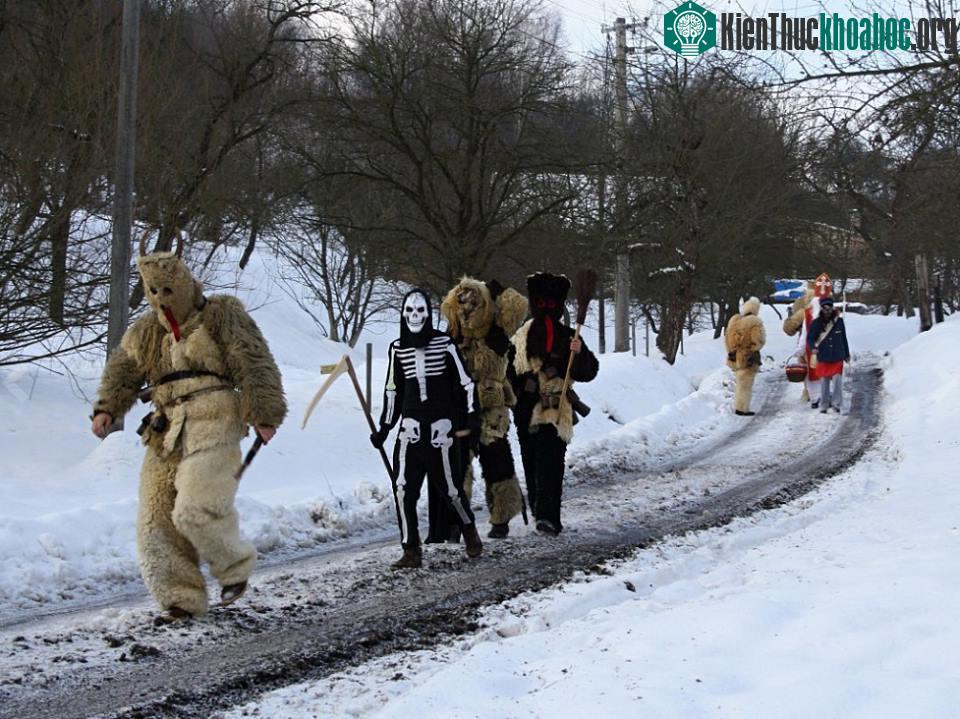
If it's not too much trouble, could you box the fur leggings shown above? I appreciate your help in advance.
[137,441,255,615]
[734,367,759,413]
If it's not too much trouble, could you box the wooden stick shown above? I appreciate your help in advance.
[559,323,582,410]
[345,356,394,477]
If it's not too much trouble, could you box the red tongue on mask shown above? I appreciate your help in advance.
[544,316,554,354]
[163,307,181,341]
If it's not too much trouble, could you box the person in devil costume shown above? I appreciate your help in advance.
[508,272,598,536]
[370,288,484,568]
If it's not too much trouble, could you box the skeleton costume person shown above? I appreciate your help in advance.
[508,272,598,536]
[370,288,483,568]
[90,235,286,622]
[429,277,528,540]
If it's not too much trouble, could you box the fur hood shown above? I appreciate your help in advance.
[441,276,528,340]
[740,296,761,316]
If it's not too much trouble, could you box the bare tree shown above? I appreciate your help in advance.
[624,62,807,363]
[304,0,576,289]
[272,202,401,346]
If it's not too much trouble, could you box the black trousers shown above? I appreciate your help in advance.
[391,417,474,549]
[517,423,567,531]
[427,435,517,541]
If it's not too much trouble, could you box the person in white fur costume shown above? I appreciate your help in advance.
[90,234,286,622]
[724,296,766,416]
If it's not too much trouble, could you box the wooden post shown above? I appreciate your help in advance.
[365,342,373,410]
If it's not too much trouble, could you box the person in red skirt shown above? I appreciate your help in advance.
[806,296,851,413]
[783,272,834,408]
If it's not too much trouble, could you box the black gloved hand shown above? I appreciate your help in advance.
[467,411,482,451]
[485,323,510,356]
[370,426,390,449]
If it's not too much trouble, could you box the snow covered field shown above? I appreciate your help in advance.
[1,246,951,718]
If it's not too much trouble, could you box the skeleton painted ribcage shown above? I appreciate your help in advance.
[381,336,475,428]
[393,337,451,389]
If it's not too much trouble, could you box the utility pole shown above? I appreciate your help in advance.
[108,1,141,354]
[107,0,141,431]
[603,17,635,352]
[597,170,606,354]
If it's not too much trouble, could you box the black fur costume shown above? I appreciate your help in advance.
[508,273,598,535]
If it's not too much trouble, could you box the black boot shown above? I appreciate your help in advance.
[391,545,422,569]
[462,524,483,558]
[487,523,509,539]
[535,519,560,536]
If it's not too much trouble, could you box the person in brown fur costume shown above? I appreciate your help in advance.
[508,272,598,536]
[429,277,528,540]
[90,239,286,622]
[724,296,766,416]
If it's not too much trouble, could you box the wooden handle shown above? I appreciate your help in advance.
[559,323,582,409]
[346,356,394,477]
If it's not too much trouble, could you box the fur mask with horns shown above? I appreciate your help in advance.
[136,228,204,341]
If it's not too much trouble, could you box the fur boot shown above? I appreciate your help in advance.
[485,476,524,526]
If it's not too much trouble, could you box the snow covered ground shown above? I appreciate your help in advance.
[221,313,960,718]
[1,246,948,717]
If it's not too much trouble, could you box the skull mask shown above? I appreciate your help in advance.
[399,288,434,348]
[403,293,429,334]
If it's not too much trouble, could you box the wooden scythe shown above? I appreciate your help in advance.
[302,354,393,477]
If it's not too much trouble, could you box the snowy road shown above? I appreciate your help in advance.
[0,367,881,719]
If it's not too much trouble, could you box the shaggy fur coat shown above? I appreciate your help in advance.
[437,277,527,526]
[724,297,765,413]
[94,251,286,615]
[510,319,599,442]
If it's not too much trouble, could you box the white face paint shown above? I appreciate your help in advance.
[403,293,429,334]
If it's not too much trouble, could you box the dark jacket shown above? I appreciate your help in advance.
[807,312,850,363]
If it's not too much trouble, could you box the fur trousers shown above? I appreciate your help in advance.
[137,440,255,615]
[733,367,759,413]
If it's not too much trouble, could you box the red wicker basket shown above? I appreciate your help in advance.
[785,352,807,383]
